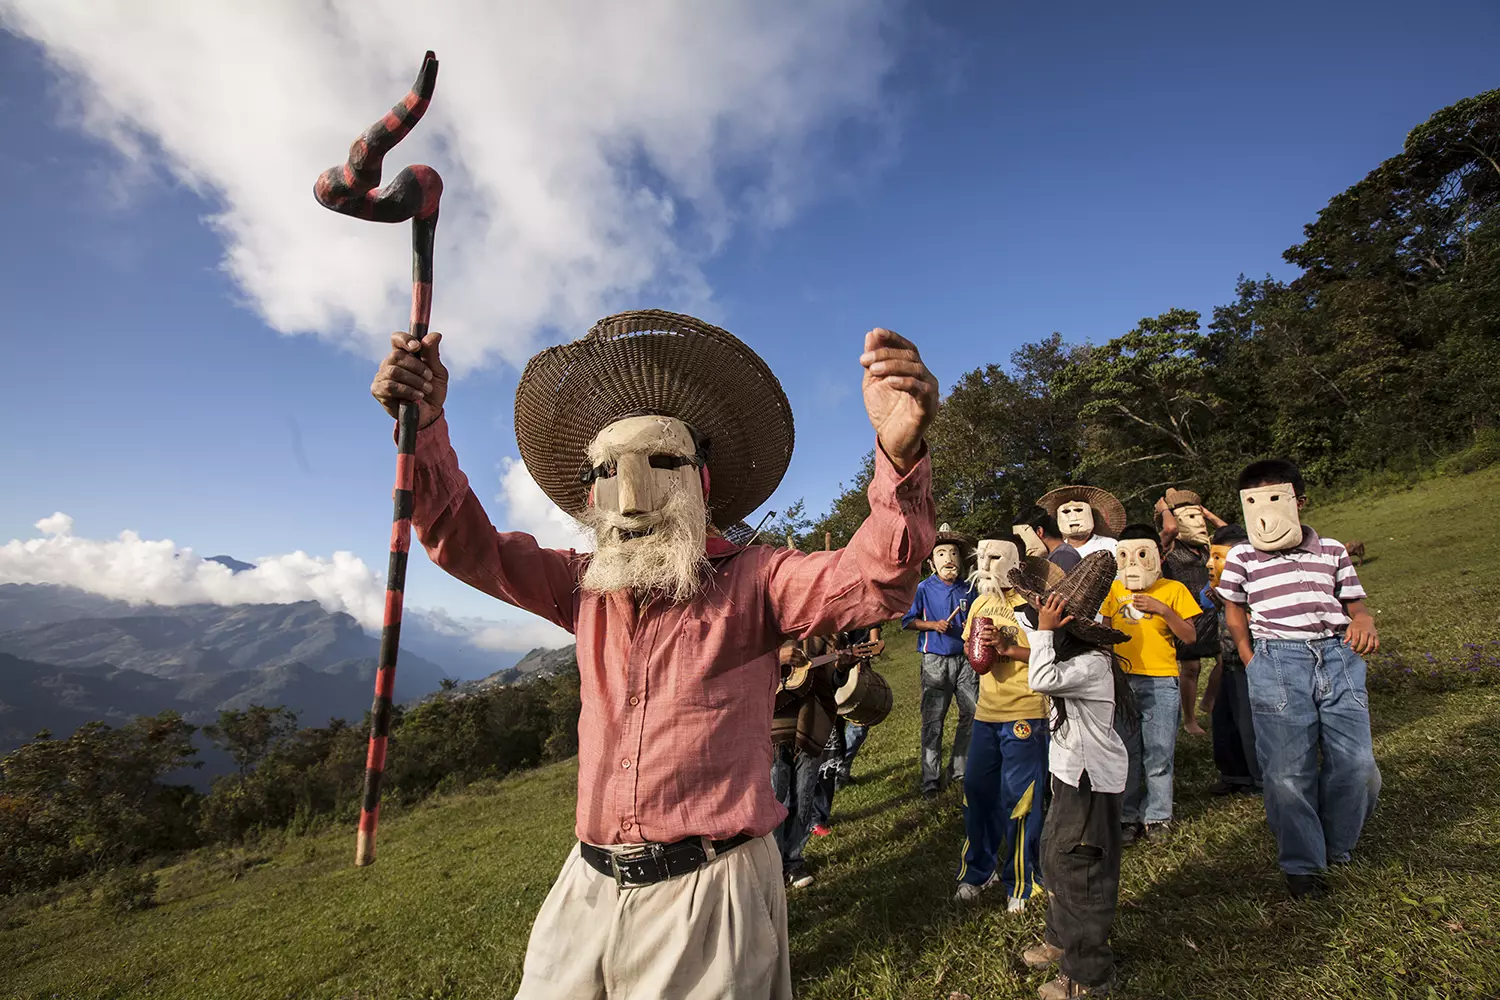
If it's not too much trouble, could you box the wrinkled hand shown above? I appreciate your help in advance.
[372,331,449,428]
[1037,593,1075,632]
[1345,614,1379,656]
[1130,594,1170,617]
[861,329,939,475]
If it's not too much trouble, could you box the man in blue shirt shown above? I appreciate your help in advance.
[903,525,979,798]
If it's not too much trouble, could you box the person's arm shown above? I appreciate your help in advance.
[1157,498,1179,546]
[1224,601,1254,665]
[407,416,583,631]
[902,585,945,632]
[1331,541,1379,655]
[1203,507,1228,529]
[1127,592,1197,644]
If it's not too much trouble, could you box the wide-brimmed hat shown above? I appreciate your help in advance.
[1037,486,1126,539]
[514,310,795,528]
[1164,487,1203,511]
[1009,550,1128,647]
[933,523,975,555]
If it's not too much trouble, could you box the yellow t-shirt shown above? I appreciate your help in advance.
[1101,578,1202,677]
[962,590,1047,722]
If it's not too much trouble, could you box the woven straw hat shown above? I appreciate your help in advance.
[1164,487,1203,510]
[514,310,794,528]
[1037,485,1126,539]
[1008,550,1129,646]
[934,522,975,552]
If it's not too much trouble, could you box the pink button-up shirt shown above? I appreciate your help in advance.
[409,416,935,845]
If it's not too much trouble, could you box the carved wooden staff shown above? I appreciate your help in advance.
[313,50,444,867]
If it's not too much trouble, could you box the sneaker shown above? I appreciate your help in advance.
[1006,895,1029,914]
[1038,972,1110,998]
[954,881,986,902]
[1020,941,1064,970]
[787,870,815,889]
[922,787,940,800]
[1210,778,1241,796]
[1120,823,1144,846]
[1144,820,1172,840]
[811,824,832,837]
[1287,873,1328,899]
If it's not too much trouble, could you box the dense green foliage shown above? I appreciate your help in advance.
[0,671,583,895]
[789,89,1500,542]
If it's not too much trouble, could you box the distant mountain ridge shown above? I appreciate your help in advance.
[0,582,532,759]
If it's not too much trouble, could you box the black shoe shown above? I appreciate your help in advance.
[1144,820,1172,840]
[1120,823,1144,846]
[1210,778,1241,796]
[1287,873,1329,899]
[922,787,940,800]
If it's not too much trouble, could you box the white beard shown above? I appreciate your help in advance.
[578,481,708,603]
[969,569,1005,598]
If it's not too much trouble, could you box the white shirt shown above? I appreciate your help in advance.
[1067,534,1116,559]
[1023,627,1128,793]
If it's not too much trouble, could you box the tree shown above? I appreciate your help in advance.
[203,706,299,775]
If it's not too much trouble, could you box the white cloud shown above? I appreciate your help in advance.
[497,457,593,552]
[2,0,901,373]
[0,512,569,651]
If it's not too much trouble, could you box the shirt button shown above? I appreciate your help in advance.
[621,758,631,769]
[622,820,634,831]
[629,696,640,706]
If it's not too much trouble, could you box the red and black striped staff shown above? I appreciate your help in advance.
[313,50,444,867]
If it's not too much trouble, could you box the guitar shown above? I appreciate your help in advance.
[779,650,847,695]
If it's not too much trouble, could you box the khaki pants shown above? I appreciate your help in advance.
[516,834,792,1000]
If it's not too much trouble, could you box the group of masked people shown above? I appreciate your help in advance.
[894,475,1382,996]
[369,308,1381,1000]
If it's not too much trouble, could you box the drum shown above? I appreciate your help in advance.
[835,664,893,727]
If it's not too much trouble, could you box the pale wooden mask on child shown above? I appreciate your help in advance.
[1240,483,1304,552]
[1116,538,1163,593]
[971,539,1021,597]
[1056,501,1095,541]
[1012,523,1048,558]
[931,542,964,582]
[1173,504,1211,546]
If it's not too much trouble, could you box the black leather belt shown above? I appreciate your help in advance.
[580,833,755,887]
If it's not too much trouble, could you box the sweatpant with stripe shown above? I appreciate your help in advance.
[958,718,1050,901]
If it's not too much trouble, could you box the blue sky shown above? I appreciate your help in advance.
[2,0,1497,629]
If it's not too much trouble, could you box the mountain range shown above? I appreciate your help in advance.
[0,579,537,758]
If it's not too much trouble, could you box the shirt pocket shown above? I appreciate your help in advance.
[674,594,746,710]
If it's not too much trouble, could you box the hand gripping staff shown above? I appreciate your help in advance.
[313,51,443,867]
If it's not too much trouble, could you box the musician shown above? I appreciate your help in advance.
[371,312,938,999]
[812,625,887,830]
[771,633,850,888]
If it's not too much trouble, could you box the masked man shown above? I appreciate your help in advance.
[370,310,939,999]
[1037,486,1126,560]
[1099,525,1202,844]
[902,525,979,798]
[955,534,1050,911]
[1154,488,1228,735]
[1217,459,1380,900]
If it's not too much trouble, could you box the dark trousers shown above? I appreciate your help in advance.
[771,742,821,871]
[810,724,848,828]
[1211,667,1262,788]
[1041,772,1123,989]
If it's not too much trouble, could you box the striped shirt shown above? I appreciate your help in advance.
[1214,527,1368,640]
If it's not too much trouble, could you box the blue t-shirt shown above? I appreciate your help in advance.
[901,576,977,656]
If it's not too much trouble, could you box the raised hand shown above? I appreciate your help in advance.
[1037,593,1075,632]
[861,328,939,474]
[372,330,449,428]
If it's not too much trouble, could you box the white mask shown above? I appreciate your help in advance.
[1240,483,1303,552]
[931,543,963,582]
[1116,539,1163,593]
[1012,524,1048,557]
[1174,504,1211,546]
[1056,501,1095,540]
[970,539,1020,597]
[579,415,707,601]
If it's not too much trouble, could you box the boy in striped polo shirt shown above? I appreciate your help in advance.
[1216,459,1381,900]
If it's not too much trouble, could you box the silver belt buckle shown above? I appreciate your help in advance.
[610,842,667,887]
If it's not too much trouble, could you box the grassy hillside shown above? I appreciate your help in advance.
[4,466,1500,1000]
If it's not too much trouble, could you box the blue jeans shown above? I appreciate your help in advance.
[771,743,821,872]
[838,723,869,780]
[959,719,1050,900]
[920,653,979,791]
[1117,674,1179,825]
[1247,637,1381,876]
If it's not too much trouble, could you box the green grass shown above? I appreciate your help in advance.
[5,467,1500,1000]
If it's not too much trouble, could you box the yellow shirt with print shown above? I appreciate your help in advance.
[962,590,1048,722]
[1100,578,1203,677]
